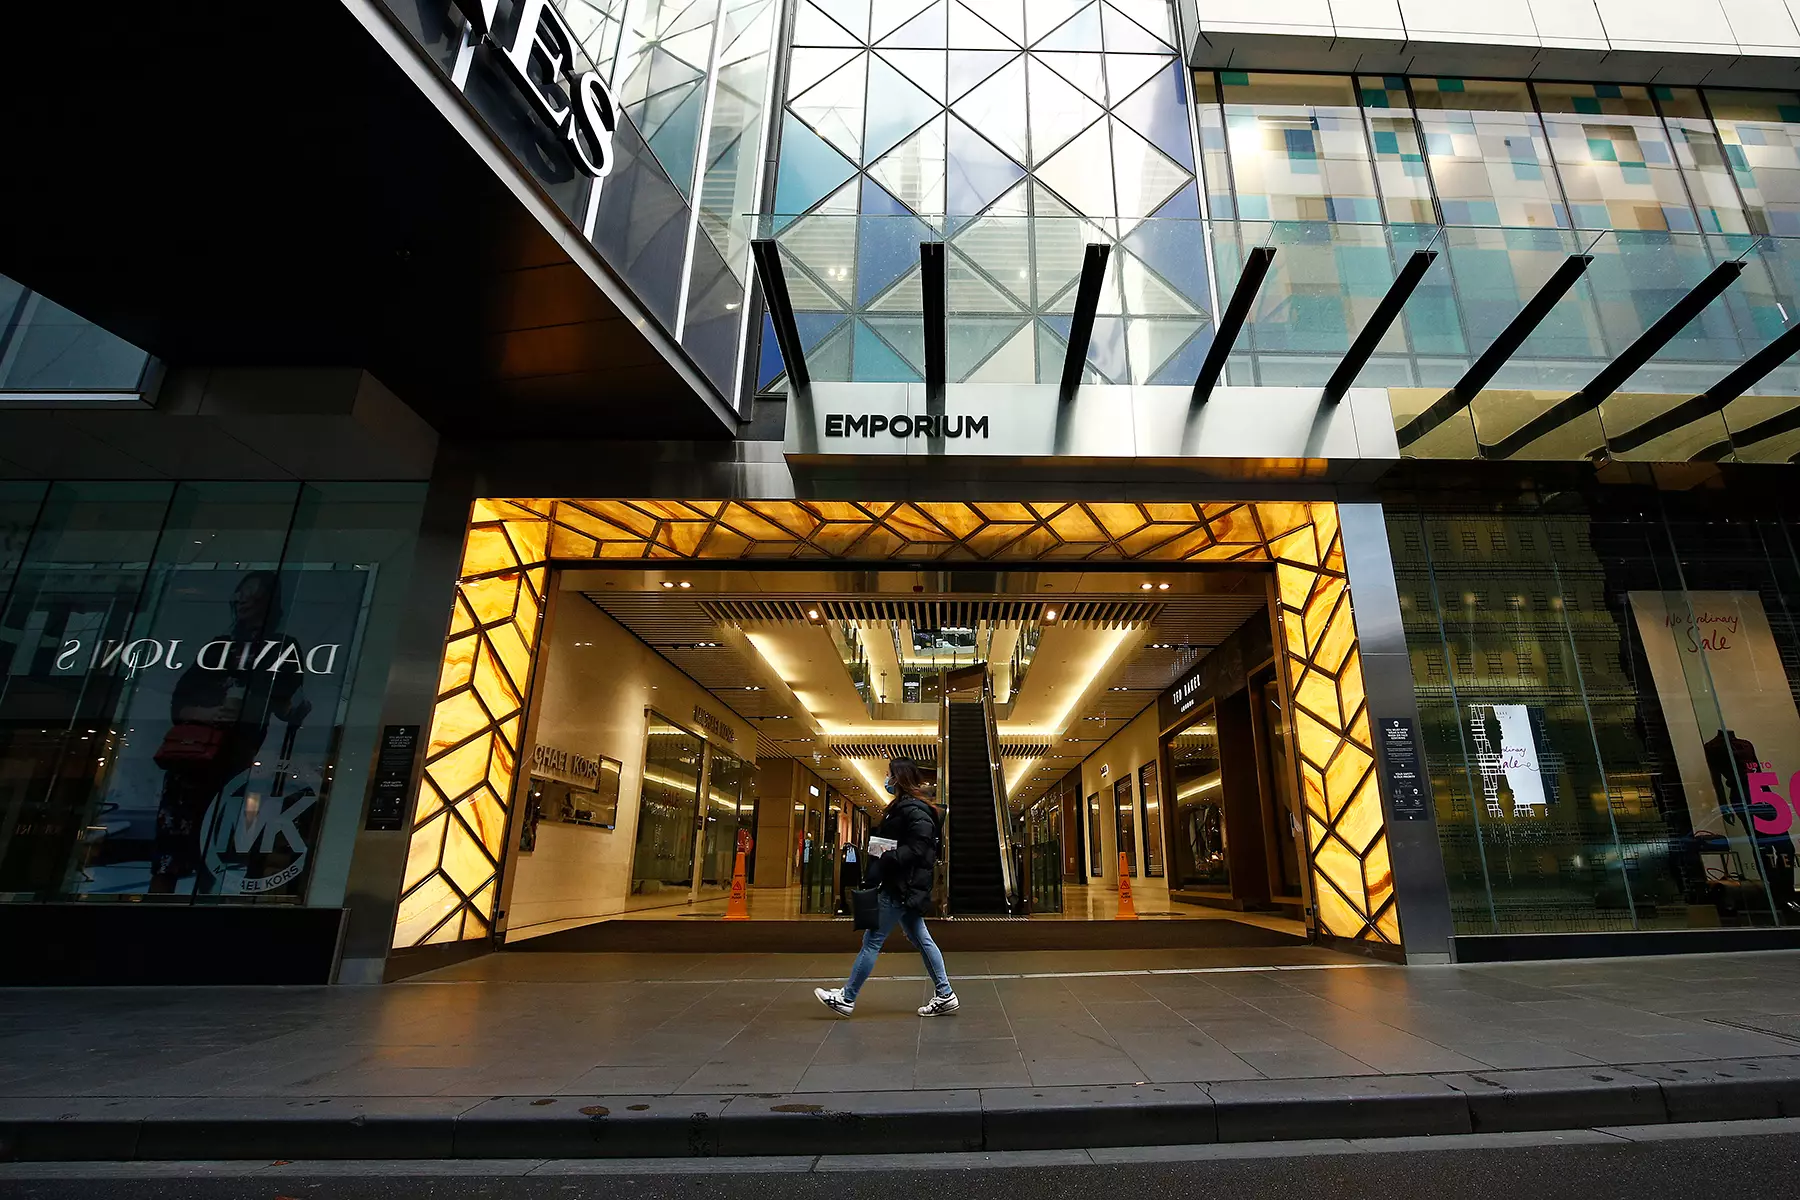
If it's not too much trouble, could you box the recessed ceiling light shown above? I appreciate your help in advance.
[1140,582,1153,590]
[1158,582,1170,590]
[660,581,675,588]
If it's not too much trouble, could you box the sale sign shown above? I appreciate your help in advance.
[1631,591,1800,901]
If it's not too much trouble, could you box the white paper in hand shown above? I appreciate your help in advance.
[866,835,898,857]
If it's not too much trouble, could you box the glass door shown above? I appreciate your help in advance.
[1168,708,1228,889]
[629,714,703,897]
[697,744,748,889]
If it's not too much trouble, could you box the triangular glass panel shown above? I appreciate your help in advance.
[1035,51,1106,104]
[781,262,846,315]
[1033,2,1101,51]
[818,177,864,214]
[868,114,948,215]
[966,320,1036,382]
[1036,319,1070,384]
[1087,315,1129,382]
[773,113,858,218]
[796,311,849,350]
[1119,249,1199,315]
[879,0,947,48]
[871,0,935,43]
[869,264,925,311]
[644,84,704,196]
[1109,59,1194,168]
[778,212,859,305]
[1150,322,1214,385]
[1022,57,1103,165]
[1122,194,1211,312]
[793,0,859,46]
[947,316,1027,380]
[947,0,1014,49]
[1035,118,1116,217]
[960,0,1025,45]
[1110,116,1188,219]
[1102,52,1171,109]
[986,177,1031,217]
[1101,2,1167,52]
[879,49,947,102]
[952,55,1028,166]
[757,313,785,388]
[864,53,940,163]
[1151,182,1200,221]
[949,207,1032,306]
[946,116,1026,217]
[790,52,868,161]
[786,46,860,99]
[947,246,1026,313]
[948,49,1014,100]
[659,26,716,67]
[856,205,931,305]
[1029,184,1102,308]
[1024,0,1090,45]
[811,0,871,42]
[856,319,924,381]
[861,175,910,215]
[810,320,855,381]
[1105,0,1175,46]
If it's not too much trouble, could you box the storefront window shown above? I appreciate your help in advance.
[1390,488,1800,934]
[1112,775,1137,874]
[0,480,424,906]
[1138,760,1164,877]
[1168,715,1226,888]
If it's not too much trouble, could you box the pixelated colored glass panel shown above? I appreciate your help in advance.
[1412,79,1566,230]
[1534,83,1697,233]
[514,497,1391,944]
[1216,73,1382,224]
[1355,75,1435,226]
[391,502,551,949]
[1654,88,1751,236]
[1704,89,1800,238]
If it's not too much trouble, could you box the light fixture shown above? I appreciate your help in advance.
[1042,608,1059,625]
[1158,582,1170,590]
[1140,582,1153,590]
[678,581,692,589]
[660,581,675,589]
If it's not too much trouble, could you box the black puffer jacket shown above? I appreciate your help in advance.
[871,794,941,913]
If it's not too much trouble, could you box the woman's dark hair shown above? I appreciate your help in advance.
[888,757,936,803]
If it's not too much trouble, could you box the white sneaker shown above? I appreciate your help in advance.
[917,993,959,1017]
[815,987,855,1017]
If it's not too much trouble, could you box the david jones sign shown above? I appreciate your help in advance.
[460,0,619,180]
[824,413,991,439]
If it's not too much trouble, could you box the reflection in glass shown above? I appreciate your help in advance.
[1412,78,1566,229]
[1215,72,1381,223]
[631,715,704,892]
[1534,83,1695,232]
[1168,717,1227,888]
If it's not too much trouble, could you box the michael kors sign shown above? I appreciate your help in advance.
[459,0,619,180]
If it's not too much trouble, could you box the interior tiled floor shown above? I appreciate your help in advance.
[2,950,1799,1099]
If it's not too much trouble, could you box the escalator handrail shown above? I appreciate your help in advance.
[978,677,1022,913]
[935,690,952,915]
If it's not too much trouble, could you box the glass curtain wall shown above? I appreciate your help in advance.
[0,481,425,906]
[761,0,1211,392]
[0,276,151,395]
[1389,485,1800,935]
[1190,73,1800,404]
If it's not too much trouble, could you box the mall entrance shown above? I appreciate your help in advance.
[395,500,1399,961]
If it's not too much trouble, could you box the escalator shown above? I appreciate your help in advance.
[939,666,1018,915]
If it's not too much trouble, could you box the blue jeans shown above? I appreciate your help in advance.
[843,890,953,1002]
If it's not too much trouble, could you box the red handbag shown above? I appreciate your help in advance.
[153,724,225,770]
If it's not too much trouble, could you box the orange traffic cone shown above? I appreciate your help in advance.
[723,850,751,921]
[1115,852,1138,920]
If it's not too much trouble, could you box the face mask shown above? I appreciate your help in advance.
[884,778,899,796]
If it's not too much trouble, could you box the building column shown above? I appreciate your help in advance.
[1339,502,1456,964]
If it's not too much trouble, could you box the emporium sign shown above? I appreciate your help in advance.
[460,0,619,180]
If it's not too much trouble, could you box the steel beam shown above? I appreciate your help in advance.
[1324,249,1438,403]
[1192,245,1275,406]
[750,238,810,395]
[1059,243,1111,403]
[1608,320,1800,454]
[1395,253,1592,446]
[922,241,947,404]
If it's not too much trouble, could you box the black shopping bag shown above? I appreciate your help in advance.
[850,886,882,931]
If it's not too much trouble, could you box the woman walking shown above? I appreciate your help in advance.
[815,758,959,1017]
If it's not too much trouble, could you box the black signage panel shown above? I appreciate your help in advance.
[1376,716,1428,821]
[366,724,420,831]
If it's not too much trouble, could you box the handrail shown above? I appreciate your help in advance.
[978,675,1022,913]
[934,687,951,916]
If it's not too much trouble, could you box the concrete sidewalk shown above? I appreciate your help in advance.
[3,949,1800,1159]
